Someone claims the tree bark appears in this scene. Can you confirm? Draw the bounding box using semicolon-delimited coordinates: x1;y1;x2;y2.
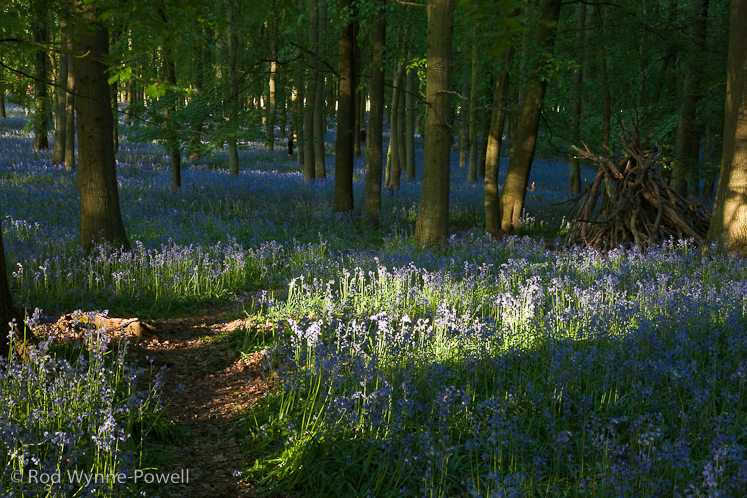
397;66;406;172
0;209;36;361
314;3;327;177
333;0;356;212
467;35;479;183
414;0;454;246
64;41;76;171
459;79;468;170
708;0;747;249
32;1;49;151
365;0;386;226
568;1;586;194
594;1;611;150
485;44;514;236
304;0;319;180
673;0;709;197
163;47;181;189
52;15;70;165
354;28;362;158
74;0;130;251
188;27;204;160
0;65;5;118
226;0;240;175
389;62;404;191
267;37;278;151
498;0;561;233
652;0;678;106
405;48;415;180
295;3;305;165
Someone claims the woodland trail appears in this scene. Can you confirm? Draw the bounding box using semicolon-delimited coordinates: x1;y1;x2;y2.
48;300;275;497
133;301;270;498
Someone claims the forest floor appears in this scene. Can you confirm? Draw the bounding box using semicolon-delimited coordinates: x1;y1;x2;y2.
43;300;276;497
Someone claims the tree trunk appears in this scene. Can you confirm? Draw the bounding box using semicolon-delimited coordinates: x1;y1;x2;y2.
266;15;278;151
709;0;747;249
188;27;204;160
64;41;76;171
278;74;287;136
304;0;319;180
498;0;561;233
110;29;121;153
293;82;303;163
328;74;336;119
32;1;49;151
398;70;406;171
467;35;479;183
569;1;586;194
459;79;468;170
389;63;404;191
365;0;386;226
163;47;181;189
594;1;611;150
295;5;305;165
674;0;709;197
360;81;367;134
405;48;415;180
0;209;36;361
314;3;327;178
52;16;70;165
0;64;5;118
485;44;514;236
702;119;723;198
414;0;454;246
333;0;356;211
226;0;240;175
267;55;278;151
652;0;678;106
74;0;130;252
354;30;362;158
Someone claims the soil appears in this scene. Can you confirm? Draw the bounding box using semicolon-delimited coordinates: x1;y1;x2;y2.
44;299;276;497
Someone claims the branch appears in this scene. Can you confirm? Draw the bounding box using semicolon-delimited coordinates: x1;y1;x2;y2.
389;0;427;7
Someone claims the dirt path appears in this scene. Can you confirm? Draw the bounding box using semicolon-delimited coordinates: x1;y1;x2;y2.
49;302;273;497
136;302;271;497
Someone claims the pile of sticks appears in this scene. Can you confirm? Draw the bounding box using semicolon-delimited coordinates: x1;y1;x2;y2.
566;131;710;250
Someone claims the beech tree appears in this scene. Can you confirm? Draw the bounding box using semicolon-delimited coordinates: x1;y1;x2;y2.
333;0;355;212
497;0;561;233
414;0;454;246
31;0;49;151
364;0;386;226
708;0;747;248
74;0;130;251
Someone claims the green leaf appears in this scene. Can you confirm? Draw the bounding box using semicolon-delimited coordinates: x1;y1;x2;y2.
145;84;166;98
107;73;119;85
